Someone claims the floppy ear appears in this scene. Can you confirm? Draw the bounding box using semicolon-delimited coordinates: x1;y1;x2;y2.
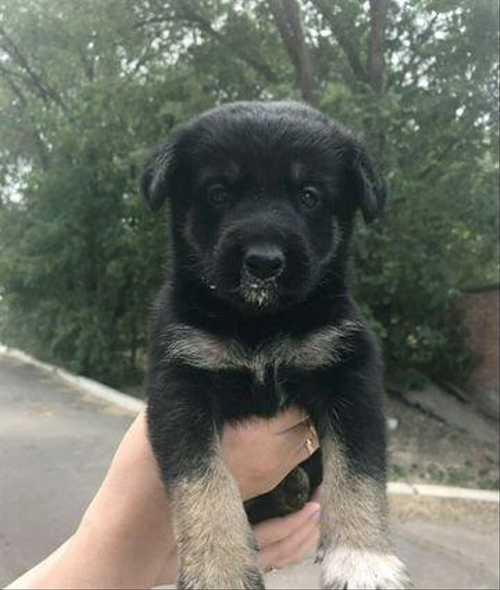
350;144;387;224
140;140;176;212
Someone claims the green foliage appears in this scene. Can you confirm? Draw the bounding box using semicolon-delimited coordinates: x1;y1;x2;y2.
0;0;498;387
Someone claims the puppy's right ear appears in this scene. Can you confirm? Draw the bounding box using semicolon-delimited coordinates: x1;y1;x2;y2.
140;141;176;212
350;143;386;224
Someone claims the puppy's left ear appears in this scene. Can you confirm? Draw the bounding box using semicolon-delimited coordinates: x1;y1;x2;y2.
140;140;176;212
350;143;387;224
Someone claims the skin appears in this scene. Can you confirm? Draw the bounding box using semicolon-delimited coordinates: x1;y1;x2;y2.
8;408;320;590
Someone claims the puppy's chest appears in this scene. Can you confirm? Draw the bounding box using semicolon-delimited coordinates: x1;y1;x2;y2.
163;321;360;415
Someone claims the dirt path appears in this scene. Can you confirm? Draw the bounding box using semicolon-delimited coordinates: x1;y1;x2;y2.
387;394;499;490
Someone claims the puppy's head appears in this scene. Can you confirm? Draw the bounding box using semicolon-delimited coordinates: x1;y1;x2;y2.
142;102;385;313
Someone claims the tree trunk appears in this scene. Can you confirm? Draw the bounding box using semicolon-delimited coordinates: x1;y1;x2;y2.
368;0;387;95
269;0;316;105
367;0;388;160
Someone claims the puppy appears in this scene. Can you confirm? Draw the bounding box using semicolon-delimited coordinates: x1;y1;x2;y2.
141;101;411;589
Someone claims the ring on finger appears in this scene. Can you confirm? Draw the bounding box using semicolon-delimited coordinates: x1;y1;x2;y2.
304;421;318;455
304;436;315;455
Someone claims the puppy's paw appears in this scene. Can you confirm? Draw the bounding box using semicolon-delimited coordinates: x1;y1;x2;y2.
243;568;266;589
273;465;311;515
320;547;411;589
315;542;326;564
177;566;265;589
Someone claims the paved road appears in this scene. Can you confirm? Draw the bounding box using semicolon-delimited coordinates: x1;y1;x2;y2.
1;354;499;589
0;355;134;586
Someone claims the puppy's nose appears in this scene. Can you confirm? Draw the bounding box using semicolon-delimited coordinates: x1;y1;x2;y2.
244;245;285;279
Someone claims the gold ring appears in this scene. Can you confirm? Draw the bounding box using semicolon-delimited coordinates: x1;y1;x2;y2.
305;436;315;456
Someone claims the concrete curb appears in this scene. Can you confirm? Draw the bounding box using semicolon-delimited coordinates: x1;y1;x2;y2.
1;344;498;504
0;344;145;414
387;481;499;503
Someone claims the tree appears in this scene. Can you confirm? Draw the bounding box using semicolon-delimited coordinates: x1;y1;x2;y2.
269;0;315;104
0;0;497;386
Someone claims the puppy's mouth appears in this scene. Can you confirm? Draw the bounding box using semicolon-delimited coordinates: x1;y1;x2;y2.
207;237;314;312
239;269;279;309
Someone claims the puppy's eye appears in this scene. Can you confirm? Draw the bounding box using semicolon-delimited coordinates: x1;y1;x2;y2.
207;184;230;206
300;186;321;209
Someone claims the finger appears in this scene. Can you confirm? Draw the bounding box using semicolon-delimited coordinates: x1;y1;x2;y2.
310;484;322;503
259;511;321;571
273;524;321;570
277;523;321;568
254;501;320;546
270;407;309;434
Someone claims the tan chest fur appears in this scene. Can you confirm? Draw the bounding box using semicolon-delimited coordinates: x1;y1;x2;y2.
163;320;361;383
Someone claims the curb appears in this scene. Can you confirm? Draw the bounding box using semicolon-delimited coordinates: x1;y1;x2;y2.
387;481;499;504
1;344;498;504
0;344;145;414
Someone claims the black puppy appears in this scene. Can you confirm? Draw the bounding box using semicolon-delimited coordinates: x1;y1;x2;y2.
141;101;411;589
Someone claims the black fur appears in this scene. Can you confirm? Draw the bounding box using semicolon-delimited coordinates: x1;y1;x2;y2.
142;102;407;589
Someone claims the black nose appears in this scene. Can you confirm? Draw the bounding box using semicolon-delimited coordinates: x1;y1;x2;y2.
244;245;285;279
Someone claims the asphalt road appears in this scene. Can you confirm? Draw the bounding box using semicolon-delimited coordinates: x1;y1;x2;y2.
1;354;499;589
0;354;134;586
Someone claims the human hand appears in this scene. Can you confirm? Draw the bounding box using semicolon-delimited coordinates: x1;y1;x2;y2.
10;409;321;589
157;408;321;583
222;406;319;500
155;487;322;584
255;486;321;572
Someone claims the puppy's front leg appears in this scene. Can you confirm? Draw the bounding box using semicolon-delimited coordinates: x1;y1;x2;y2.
147;368;264;590
314;371;411;590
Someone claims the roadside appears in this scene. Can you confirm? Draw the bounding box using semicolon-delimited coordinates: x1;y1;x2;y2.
0;354;134;586
387;392;499;490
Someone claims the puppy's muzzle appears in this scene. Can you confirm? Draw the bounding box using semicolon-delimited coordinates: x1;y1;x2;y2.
243;244;285;280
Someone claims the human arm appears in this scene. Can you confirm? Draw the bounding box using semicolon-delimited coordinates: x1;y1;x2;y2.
8;408;319;590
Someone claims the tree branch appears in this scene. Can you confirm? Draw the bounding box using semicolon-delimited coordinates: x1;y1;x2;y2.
387;12;438;89
311;0;369;85
367;0;387;94
417;118;477;181
0;69;50;170
268;0;315;104
77;47;95;82
127;35;157;78
0;24;71;116
134;3;278;84
183;1;279;83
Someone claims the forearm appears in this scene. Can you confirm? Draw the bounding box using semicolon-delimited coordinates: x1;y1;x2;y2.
8;413;177;590
8;523;176;590
7;539;72;590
